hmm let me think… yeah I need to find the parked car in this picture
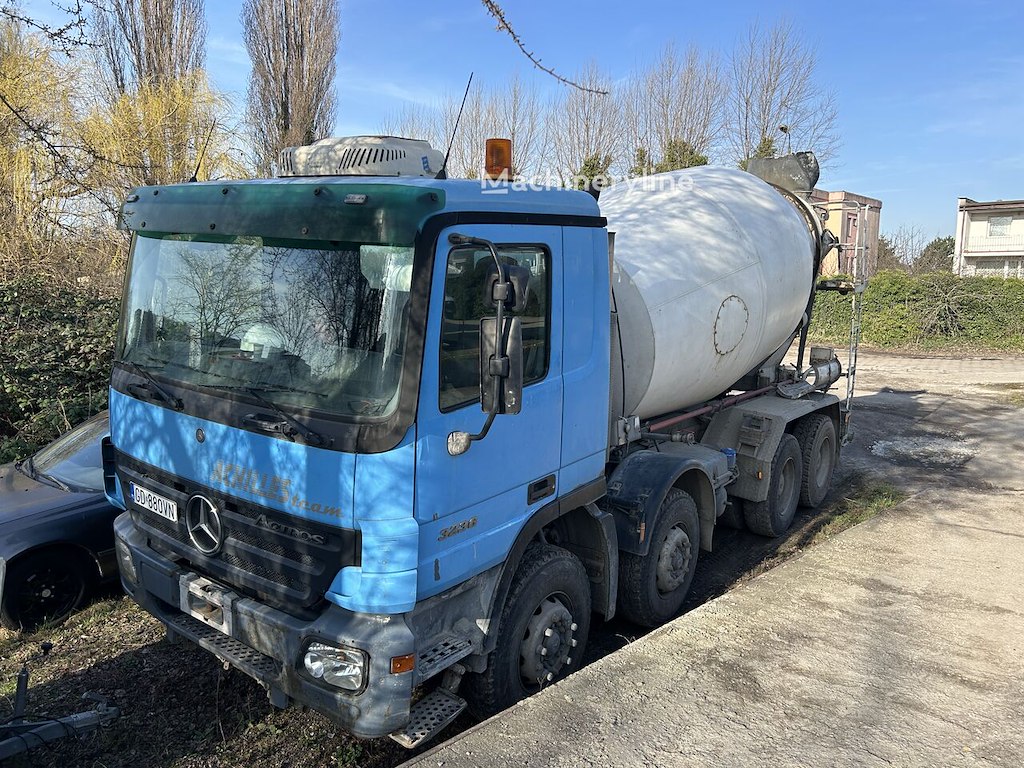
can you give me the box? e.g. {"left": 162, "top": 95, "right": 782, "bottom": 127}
{"left": 0, "top": 411, "right": 119, "bottom": 631}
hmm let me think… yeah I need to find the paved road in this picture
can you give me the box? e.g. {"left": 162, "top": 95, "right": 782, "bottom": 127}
{"left": 406, "top": 352, "right": 1024, "bottom": 767}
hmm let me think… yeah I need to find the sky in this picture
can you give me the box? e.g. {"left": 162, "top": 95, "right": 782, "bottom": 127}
{"left": 22, "top": 0, "right": 1024, "bottom": 238}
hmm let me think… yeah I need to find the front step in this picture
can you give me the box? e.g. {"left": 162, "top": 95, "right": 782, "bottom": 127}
{"left": 416, "top": 636, "right": 474, "bottom": 684}
{"left": 389, "top": 689, "right": 467, "bottom": 749}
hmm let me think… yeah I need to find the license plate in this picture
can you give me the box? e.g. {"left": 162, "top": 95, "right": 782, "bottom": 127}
{"left": 130, "top": 483, "right": 178, "bottom": 523}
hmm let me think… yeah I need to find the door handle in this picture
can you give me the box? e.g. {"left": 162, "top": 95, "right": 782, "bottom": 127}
{"left": 527, "top": 474, "right": 556, "bottom": 505}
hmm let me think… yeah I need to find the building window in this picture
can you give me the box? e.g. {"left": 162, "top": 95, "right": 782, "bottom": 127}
{"left": 988, "top": 216, "right": 1011, "bottom": 237}
{"left": 975, "top": 258, "right": 1006, "bottom": 277}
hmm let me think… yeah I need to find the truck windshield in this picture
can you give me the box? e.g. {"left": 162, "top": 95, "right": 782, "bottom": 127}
{"left": 119, "top": 233, "right": 414, "bottom": 418}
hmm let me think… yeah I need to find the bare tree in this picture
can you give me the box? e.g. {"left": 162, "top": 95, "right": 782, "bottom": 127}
{"left": 549, "top": 63, "right": 619, "bottom": 185}
{"left": 435, "top": 83, "right": 495, "bottom": 179}
{"left": 621, "top": 43, "right": 725, "bottom": 175}
{"left": 380, "top": 75, "right": 548, "bottom": 180}
{"left": 0, "top": 1, "right": 92, "bottom": 53}
{"left": 493, "top": 74, "right": 548, "bottom": 178}
{"left": 380, "top": 102, "right": 441, "bottom": 146}
{"left": 479, "top": 1, "right": 607, "bottom": 95}
{"left": 724, "top": 20, "right": 838, "bottom": 167}
{"left": 242, "top": 0, "right": 339, "bottom": 176}
{"left": 94, "top": 0, "right": 206, "bottom": 95}
{"left": 885, "top": 224, "right": 927, "bottom": 271}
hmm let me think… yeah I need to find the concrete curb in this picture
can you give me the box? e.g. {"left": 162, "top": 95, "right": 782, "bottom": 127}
{"left": 405, "top": 486, "right": 1024, "bottom": 767}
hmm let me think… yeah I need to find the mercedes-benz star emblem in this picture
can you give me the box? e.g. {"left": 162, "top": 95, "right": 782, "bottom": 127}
{"left": 185, "top": 495, "right": 223, "bottom": 555}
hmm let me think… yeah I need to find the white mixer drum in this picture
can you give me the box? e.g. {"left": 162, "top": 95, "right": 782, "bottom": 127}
{"left": 602, "top": 166, "right": 817, "bottom": 419}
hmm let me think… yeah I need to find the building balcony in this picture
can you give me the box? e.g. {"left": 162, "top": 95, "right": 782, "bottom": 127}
{"left": 963, "top": 236, "right": 1024, "bottom": 254}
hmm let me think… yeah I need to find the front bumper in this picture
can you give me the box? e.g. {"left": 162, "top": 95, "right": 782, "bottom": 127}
{"left": 114, "top": 513, "right": 415, "bottom": 738}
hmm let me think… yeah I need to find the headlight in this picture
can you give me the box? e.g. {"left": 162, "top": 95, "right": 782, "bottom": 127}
{"left": 302, "top": 642, "right": 366, "bottom": 692}
{"left": 115, "top": 537, "right": 138, "bottom": 585}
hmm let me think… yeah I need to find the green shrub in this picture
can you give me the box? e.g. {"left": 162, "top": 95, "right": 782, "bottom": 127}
{"left": 809, "top": 271, "right": 1024, "bottom": 351}
{"left": 0, "top": 276, "right": 119, "bottom": 462}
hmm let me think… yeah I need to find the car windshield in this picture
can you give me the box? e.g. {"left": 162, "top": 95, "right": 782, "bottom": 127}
{"left": 31, "top": 412, "right": 108, "bottom": 492}
{"left": 119, "top": 233, "right": 414, "bottom": 418}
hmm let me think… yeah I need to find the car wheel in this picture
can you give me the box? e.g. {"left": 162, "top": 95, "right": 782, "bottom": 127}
{"left": 1, "top": 550, "right": 90, "bottom": 632}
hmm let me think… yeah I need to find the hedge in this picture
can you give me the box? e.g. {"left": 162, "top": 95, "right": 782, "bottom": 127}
{"left": 810, "top": 271, "right": 1024, "bottom": 352}
{"left": 0, "top": 276, "right": 119, "bottom": 462}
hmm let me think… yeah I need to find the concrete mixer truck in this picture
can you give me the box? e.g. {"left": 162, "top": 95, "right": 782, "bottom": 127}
{"left": 104, "top": 136, "right": 850, "bottom": 747}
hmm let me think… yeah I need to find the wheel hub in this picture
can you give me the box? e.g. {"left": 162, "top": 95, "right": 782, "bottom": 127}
{"left": 519, "top": 595, "right": 576, "bottom": 685}
{"left": 656, "top": 526, "right": 691, "bottom": 594}
{"left": 18, "top": 568, "right": 78, "bottom": 626}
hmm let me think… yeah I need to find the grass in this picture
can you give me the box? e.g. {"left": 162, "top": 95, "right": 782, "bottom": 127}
{"left": 981, "top": 383, "right": 1024, "bottom": 407}
{"left": 744, "top": 479, "right": 906, "bottom": 580}
{"left": 810, "top": 481, "right": 907, "bottom": 543}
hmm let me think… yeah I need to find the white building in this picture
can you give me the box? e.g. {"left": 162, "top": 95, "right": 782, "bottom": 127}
{"left": 954, "top": 198, "right": 1024, "bottom": 278}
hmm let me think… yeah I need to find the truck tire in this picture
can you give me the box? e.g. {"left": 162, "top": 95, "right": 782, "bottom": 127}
{"left": 793, "top": 414, "right": 837, "bottom": 508}
{"left": 617, "top": 489, "right": 699, "bottom": 627}
{"left": 463, "top": 543, "right": 591, "bottom": 718}
{"left": 744, "top": 434, "right": 802, "bottom": 537}
{"left": 0, "top": 550, "right": 90, "bottom": 632}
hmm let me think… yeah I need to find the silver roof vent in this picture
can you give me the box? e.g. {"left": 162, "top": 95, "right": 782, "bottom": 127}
{"left": 278, "top": 136, "right": 445, "bottom": 178}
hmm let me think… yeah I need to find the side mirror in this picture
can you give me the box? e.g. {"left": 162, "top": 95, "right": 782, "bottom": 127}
{"left": 484, "top": 264, "right": 532, "bottom": 312}
{"left": 479, "top": 316, "right": 523, "bottom": 414}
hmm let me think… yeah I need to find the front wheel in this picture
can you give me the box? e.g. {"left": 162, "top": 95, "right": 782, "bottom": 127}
{"left": 617, "top": 488, "right": 700, "bottom": 627}
{"left": 463, "top": 544, "right": 591, "bottom": 718}
{"left": 0, "top": 550, "right": 90, "bottom": 632}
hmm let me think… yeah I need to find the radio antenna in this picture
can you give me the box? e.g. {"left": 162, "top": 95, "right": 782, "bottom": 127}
{"left": 436, "top": 72, "right": 473, "bottom": 180}
{"left": 188, "top": 120, "right": 217, "bottom": 182}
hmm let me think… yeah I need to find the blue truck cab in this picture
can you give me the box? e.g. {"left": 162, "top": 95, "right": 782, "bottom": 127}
{"left": 108, "top": 172, "right": 617, "bottom": 742}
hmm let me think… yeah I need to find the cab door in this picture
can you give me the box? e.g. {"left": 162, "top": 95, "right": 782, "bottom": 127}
{"left": 415, "top": 223, "right": 563, "bottom": 599}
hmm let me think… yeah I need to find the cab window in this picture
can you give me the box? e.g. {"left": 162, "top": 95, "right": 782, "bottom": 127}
{"left": 439, "top": 245, "right": 549, "bottom": 411}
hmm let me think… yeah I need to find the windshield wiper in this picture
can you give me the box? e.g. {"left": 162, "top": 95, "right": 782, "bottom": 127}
{"left": 203, "top": 384, "right": 330, "bottom": 448}
{"left": 19, "top": 456, "right": 71, "bottom": 491}
{"left": 121, "top": 360, "right": 184, "bottom": 411}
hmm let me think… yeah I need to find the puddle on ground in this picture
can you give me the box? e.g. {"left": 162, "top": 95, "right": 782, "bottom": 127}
{"left": 869, "top": 433, "right": 977, "bottom": 468}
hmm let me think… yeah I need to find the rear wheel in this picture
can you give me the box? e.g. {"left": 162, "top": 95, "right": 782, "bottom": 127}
{"left": 0, "top": 550, "right": 90, "bottom": 631}
{"left": 463, "top": 544, "right": 591, "bottom": 718}
{"left": 617, "top": 489, "right": 700, "bottom": 627}
{"left": 744, "top": 434, "right": 803, "bottom": 537}
{"left": 793, "top": 414, "right": 837, "bottom": 508}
